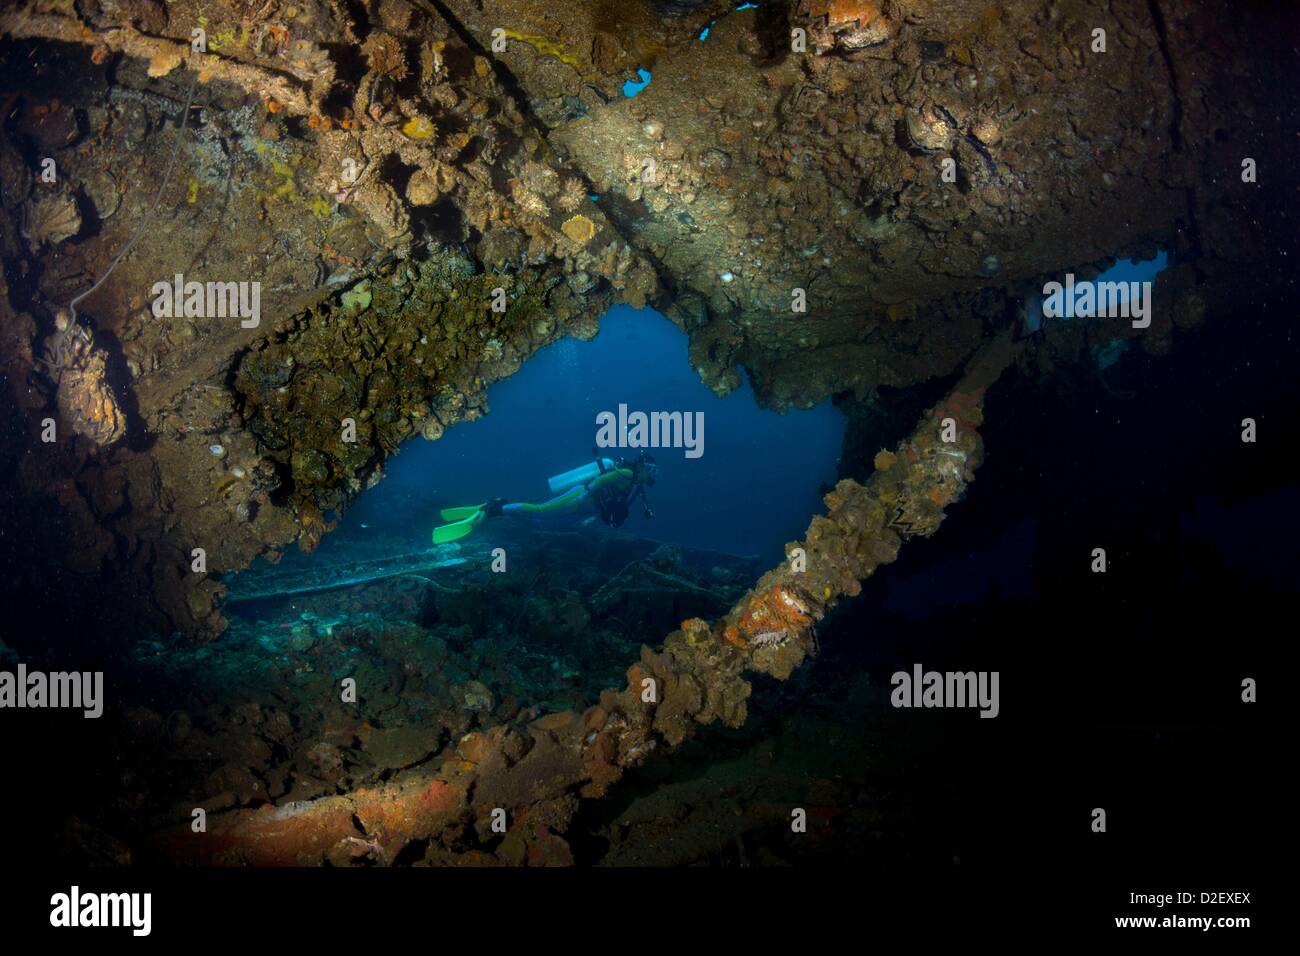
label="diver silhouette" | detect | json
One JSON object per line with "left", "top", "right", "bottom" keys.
{"left": 432, "top": 451, "right": 657, "bottom": 544}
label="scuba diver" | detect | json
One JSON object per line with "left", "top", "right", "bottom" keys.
{"left": 432, "top": 450, "right": 657, "bottom": 544}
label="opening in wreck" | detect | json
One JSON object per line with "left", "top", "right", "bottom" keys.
{"left": 222, "top": 304, "right": 844, "bottom": 714}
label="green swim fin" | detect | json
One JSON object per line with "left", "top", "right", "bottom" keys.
{"left": 439, "top": 503, "right": 486, "bottom": 521}
{"left": 433, "top": 504, "right": 485, "bottom": 543}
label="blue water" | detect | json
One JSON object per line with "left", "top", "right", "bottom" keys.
{"left": 1053, "top": 250, "right": 1167, "bottom": 319}
{"left": 1025, "top": 249, "right": 1169, "bottom": 332}
{"left": 346, "top": 306, "right": 844, "bottom": 560}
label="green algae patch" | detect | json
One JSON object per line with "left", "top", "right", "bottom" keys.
{"left": 502, "top": 30, "right": 588, "bottom": 75}
{"left": 341, "top": 281, "right": 372, "bottom": 313}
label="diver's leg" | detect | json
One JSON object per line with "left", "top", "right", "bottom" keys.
{"left": 501, "top": 485, "right": 589, "bottom": 518}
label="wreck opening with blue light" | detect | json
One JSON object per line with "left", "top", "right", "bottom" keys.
{"left": 219, "top": 305, "right": 845, "bottom": 715}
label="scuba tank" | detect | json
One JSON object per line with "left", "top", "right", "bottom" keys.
{"left": 547, "top": 458, "right": 616, "bottom": 495}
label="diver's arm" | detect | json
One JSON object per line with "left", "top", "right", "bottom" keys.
{"left": 635, "top": 483, "right": 653, "bottom": 519}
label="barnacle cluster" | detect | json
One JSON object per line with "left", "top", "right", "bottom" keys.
{"left": 798, "top": 0, "right": 897, "bottom": 54}
{"left": 54, "top": 324, "right": 127, "bottom": 447}
{"left": 735, "top": 586, "right": 814, "bottom": 647}
{"left": 510, "top": 179, "right": 550, "bottom": 218}
{"left": 361, "top": 31, "right": 408, "bottom": 81}
{"left": 556, "top": 177, "right": 587, "bottom": 213}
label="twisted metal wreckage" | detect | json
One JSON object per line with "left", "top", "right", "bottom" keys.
{"left": 0, "top": 0, "right": 1280, "bottom": 863}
